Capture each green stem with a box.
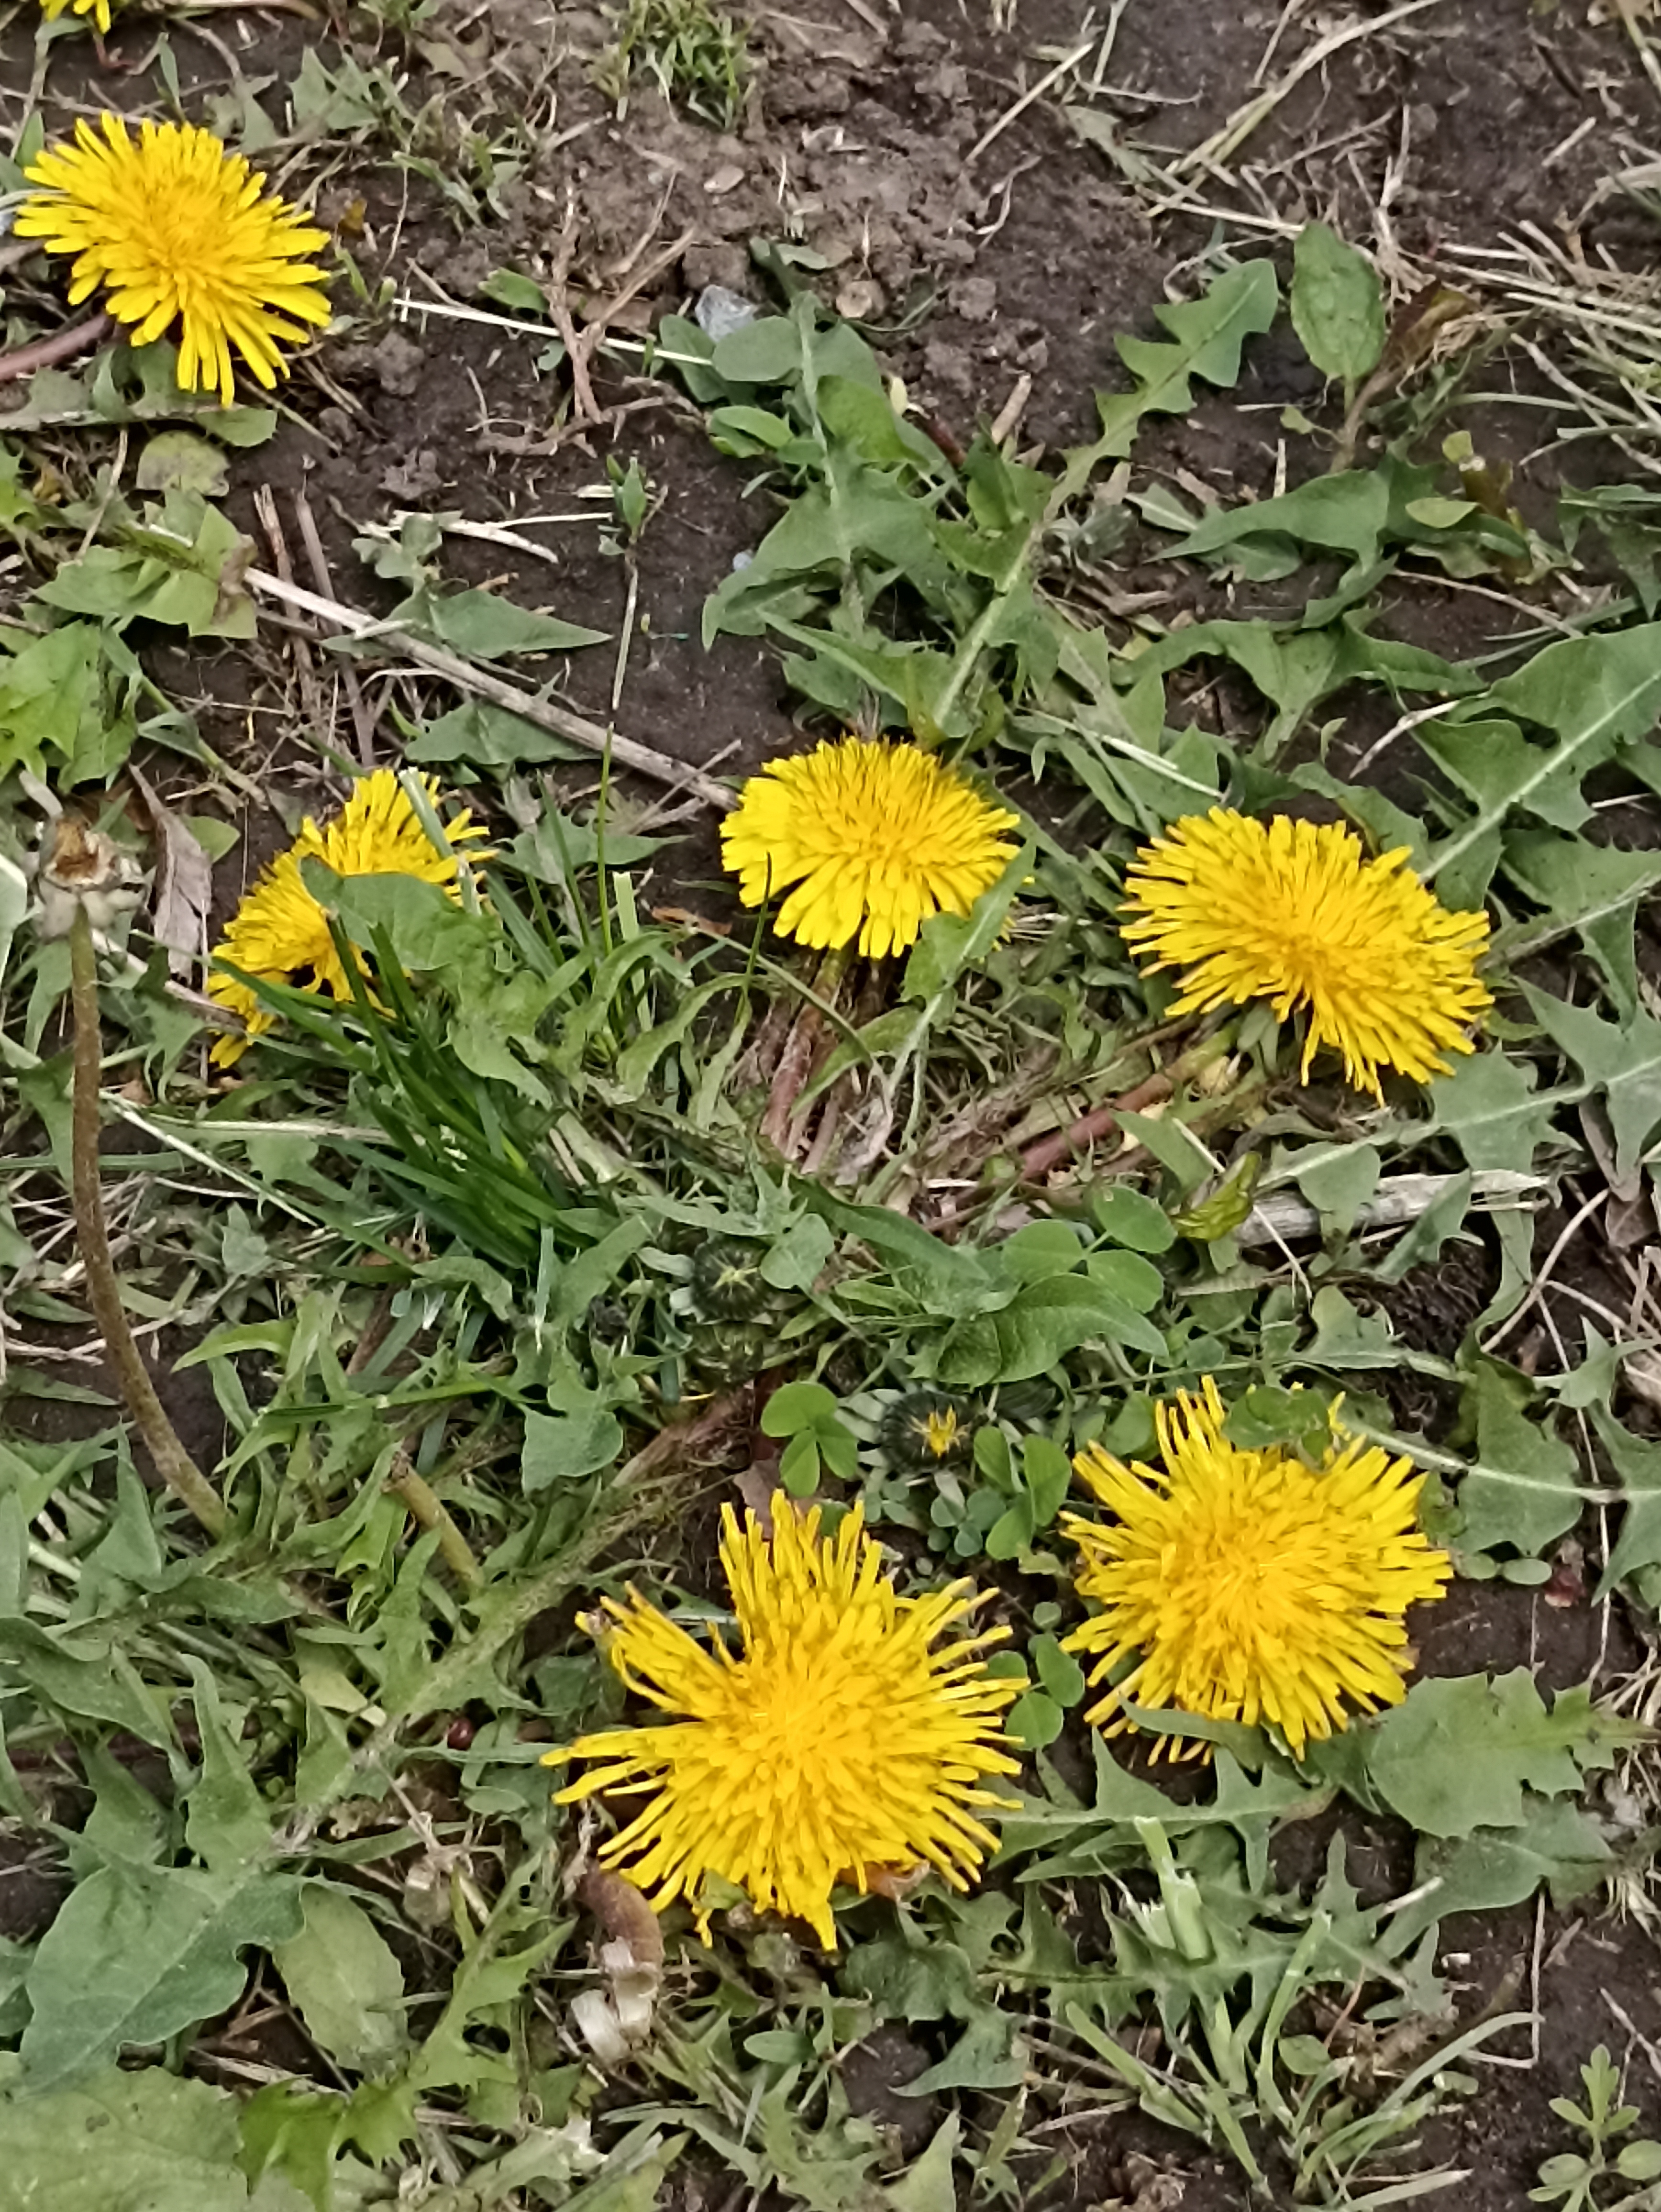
[387,1453,483,1589]
[69,907,227,1539]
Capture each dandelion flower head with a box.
[17,116,331,399]
[1121,809,1491,1098]
[208,771,487,1066]
[547,1496,1023,1947]
[38,0,117,37]
[1062,1377,1450,1760]
[720,738,1020,959]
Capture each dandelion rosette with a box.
[720,737,1020,959]
[546,1496,1023,1947]
[1121,808,1491,1098]
[208,771,488,1066]
[1062,1377,1451,1760]
[16,115,331,400]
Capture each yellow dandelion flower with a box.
[1062,1378,1451,1761]
[39,0,115,36]
[208,771,488,1067]
[720,737,1020,959]
[16,115,331,400]
[1121,809,1491,1099]
[546,1496,1023,1947]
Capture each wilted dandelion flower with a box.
[547,1496,1022,1947]
[1062,1378,1450,1760]
[38,0,116,35]
[1121,809,1491,1098]
[208,771,488,1066]
[16,116,331,399]
[720,738,1019,958]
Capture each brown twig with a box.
[291,489,378,766]
[245,566,734,811]
[0,312,112,387]
[253,485,331,745]
[69,907,228,1538]
[1018,1066,1180,1182]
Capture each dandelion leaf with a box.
[1367,1670,1636,1838]
[0,2068,310,2212]
[1523,984,1661,1185]
[1592,1410,1661,1594]
[1452,1366,1583,1558]
[1387,1795,1612,1949]
[1093,259,1280,457]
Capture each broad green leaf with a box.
[407,699,585,768]
[761,1215,835,1292]
[521,1403,624,1490]
[1090,1187,1175,1253]
[1093,260,1280,458]
[21,1863,304,2090]
[1388,1795,1611,1948]
[762,1381,838,1435]
[1290,223,1386,381]
[937,1273,1165,1387]
[709,316,803,385]
[1292,1143,1379,1236]
[900,2010,1027,2095]
[273,1888,406,2072]
[1453,1365,1583,1557]
[1424,1049,1560,1174]
[395,587,607,661]
[184,1661,272,1871]
[1592,1410,1661,1594]
[1367,1670,1633,1838]
[137,429,230,498]
[1504,831,1661,1018]
[1428,624,1661,883]
[0,2069,310,2211]
[0,1618,174,1745]
[1524,984,1661,1185]
[882,2114,962,2212]
[841,1934,979,2024]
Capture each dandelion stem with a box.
[68,906,228,1539]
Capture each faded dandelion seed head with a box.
[207,771,488,1066]
[16,114,332,400]
[720,737,1020,960]
[1062,1377,1451,1761]
[546,1495,1024,1948]
[1121,808,1492,1099]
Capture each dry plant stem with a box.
[387,1453,483,1590]
[761,946,850,1152]
[291,490,378,766]
[1018,1034,1236,1181]
[246,567,733,811]
[69,907,228,1539]
[0,312,112,386]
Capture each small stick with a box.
[968,37,1093,164]
[1019,1067,1179,1181]
[291,490,378,767]
[0,312,112,387]
[387,1450,482,1589]
[245,566,733,811]
[69,907,227,1539]
[253,485,330,744]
